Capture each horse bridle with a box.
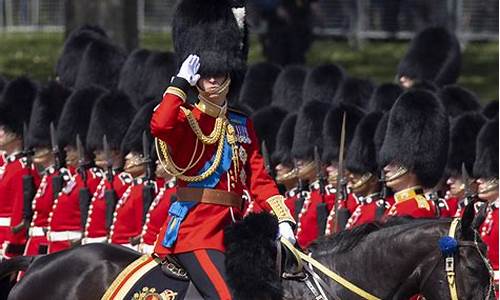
[419,218,496,300]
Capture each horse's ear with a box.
[460,201,478,240]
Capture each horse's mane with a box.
[311,217,445,254]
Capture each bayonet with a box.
[76,134,87,186]
[261,140,275,179]
[143,131,152,181]
[76,134,91,231]
[50,122,63,197]
[18,122,36,231]
[103,135,113,183]
[142,131,155,224]
[462,162,473,199]
[314,145,325,197]
[334,112,347,233]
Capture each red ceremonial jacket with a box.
[142,179,176,246]
[84,171,133,239]
[385,187,436,219]
[150,77,280,255]
[479,200,498,272]
[296,181,328,248]
[0,154,41,246]
[345,194,395,229]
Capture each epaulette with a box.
[415,194,431,211]
[90,167,104,178]
[228,106,249,117]
[59,167,72,182]
[118,172,134,185]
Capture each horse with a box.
[224,209,495,299]
[1,206,494,300]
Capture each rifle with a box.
[142,131,155,224]
[13,123,36,233]
[103,135,117,230]
[293,159,307,221]
[461,163,484,230]
[375,169,388,221]
[50,122,63,198]
[334,112,349,233]
[77,134,91,230]
[314,145,328,236]
[261,141,276,179]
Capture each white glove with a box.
[177,54,201,86]
[279,222,296,245]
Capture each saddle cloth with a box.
[102,255,195,300]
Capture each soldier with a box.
[24,81,72,256]
[444,112,486,217]
[302,64,345,105]
[271,65,308,114]
[333,77,375,110]
[344,112,394,229]
[118,48,152,109]
[473,118,499,288]
[150,1,295,298]
[290,100,331,248]
[437,85,481,118]
[397,26,461,89]
[379,89,449,219]
[47,87,105,253]
[82,91,136,245]
[367,83,402,113]
[109,101,158,249]
[0,77,40,258]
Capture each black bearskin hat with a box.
[121,100,160,155]
[373,112,389,159]
[368,83,402,112]
[446,112,487,176]
[86,91,137,152]
[272,114,297,166]
[0,77,38,136]
[55,25,108,88]
[57,86,106,148]
[27,81,71,149]
[0,76,6,93]
[346,111,384,175]
[172,0,247,81]
[303,63,344,104]
[473,118,498,179]
[334,77,375,110]
[118,48,152,109]
[397,27,461,87]
[379,89,450,188]
[75,38,126,90]
[482,100,498,120]
[238,62,282,113]
[251,106,288,156]
[291,101,332,161]
[438,85,481,117]
[322,103,364,163]
[143,51,176,103]
[271,65,307,113]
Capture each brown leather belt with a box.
[177,187,242,208]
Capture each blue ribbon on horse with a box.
[162,137,233,248]
[439,236,458,256]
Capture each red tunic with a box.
[151,79,280,255]
[296,182,325,248]
[142,179,177,246]
[385,187,436,219]
[479,201,498,272]
[325,189,358,235]
[0,155,41,255]
[84,172,133,240]
[345,194,395,229]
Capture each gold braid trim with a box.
[181,106,225,145]
[267,195,296,224]
[164,86,187,102]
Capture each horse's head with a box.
[420,204,495,300]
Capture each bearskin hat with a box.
[334,77,375,110]
[438,85,481,117]
[238,62,282,113]
[482,100,498,120]
[409,80,439,93]
[27,81,71,149]
[143,51,176,103]
[57,86,106,148]
[368,83,402,112]
[473,118,498,179]
[121,100,160,155]
[172,0,248,103]
[271,65,307,113]
[322,103,365,163]
[291,101,332,161]
[446,112,487,176]
[272,114,297,166]
[55,25,108,88]
[379,89,450,188]
[75,38,126,90]
[118,48,152,108]
[86,91,137,152]
[345,112,384,175]
[302,64,344,104]
[397,27,461,87]
[251,106,288,156]
[0,77,38,136]
[373,112,389,159]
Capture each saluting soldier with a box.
[47,87,104,253]
[150,1,295,298]
[24,81,72,255]
[0,77,40,258]
[379,89,449,219]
